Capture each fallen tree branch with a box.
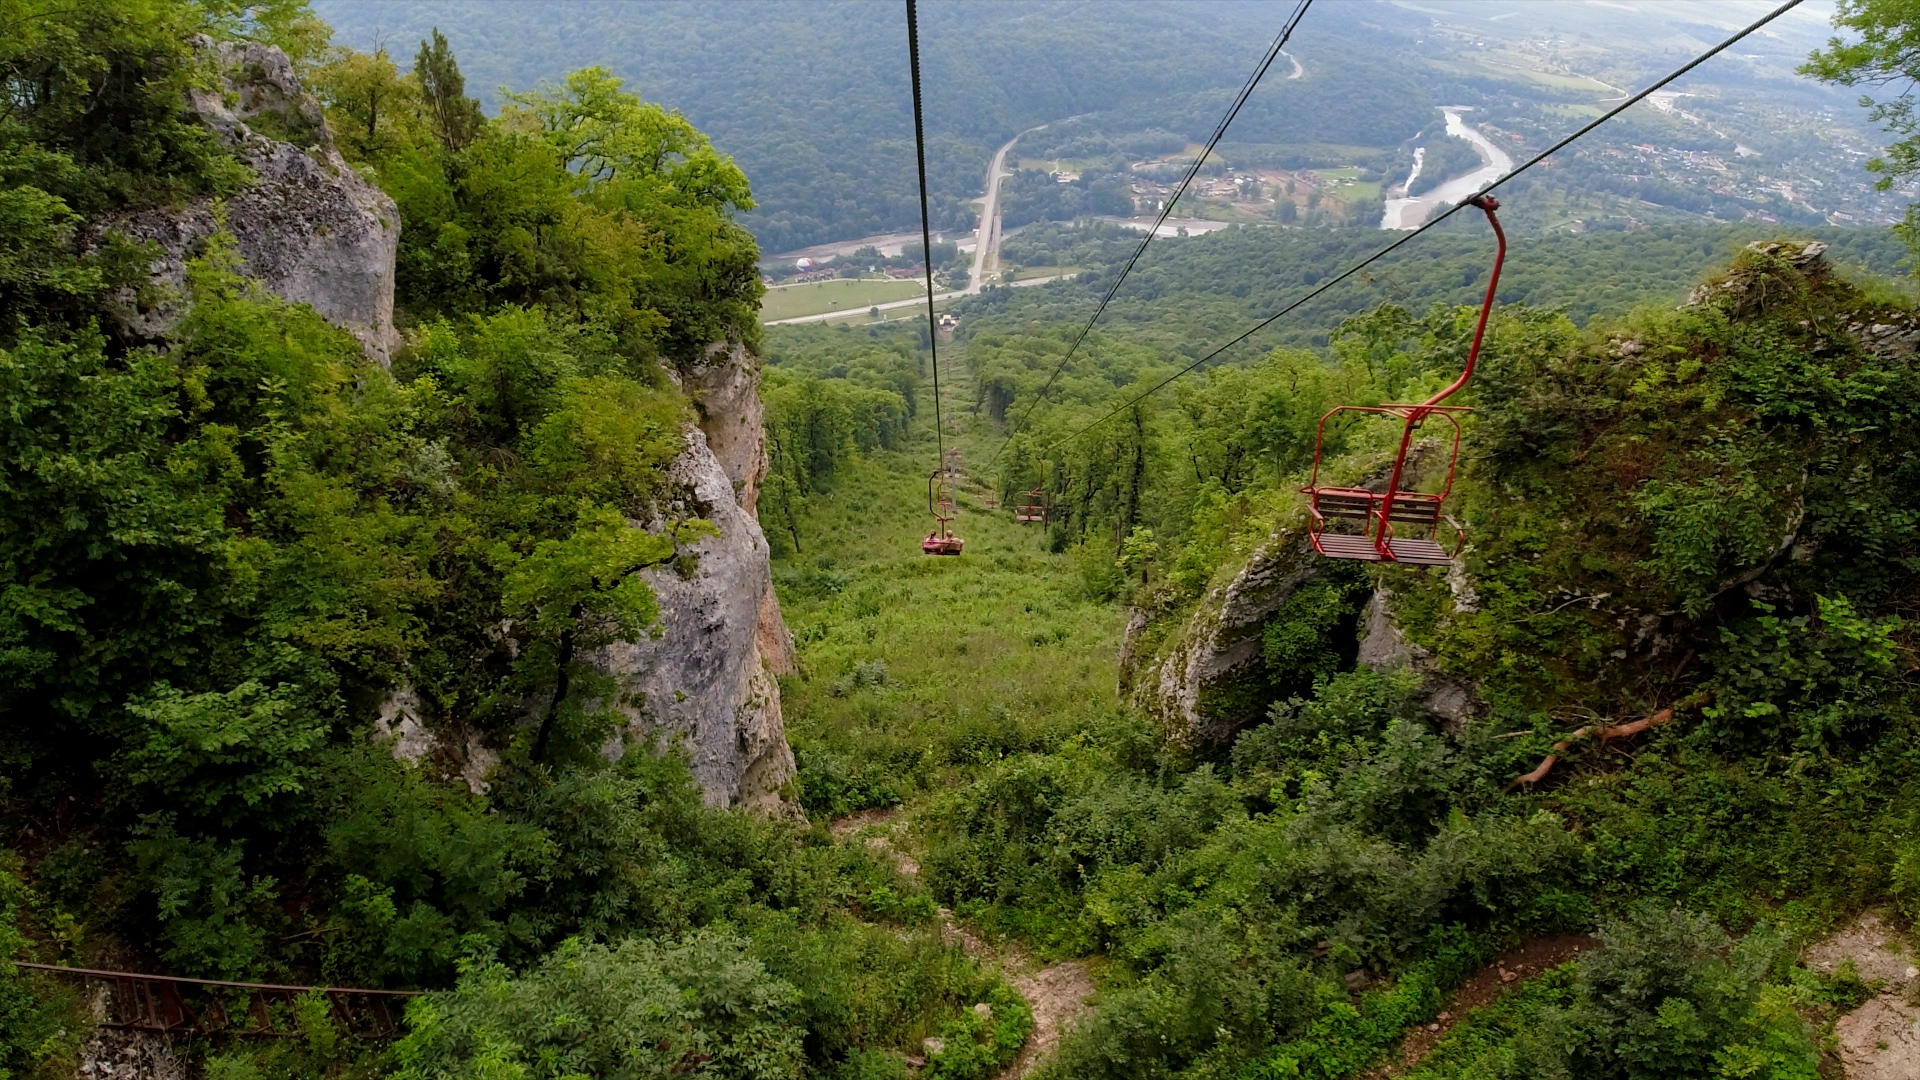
[1503,692,1712,794]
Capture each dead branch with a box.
[1503,692,1711,794]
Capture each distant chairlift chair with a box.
[1014,486,1047,524]
[1300,194,1506,567]
[923,470,964,555]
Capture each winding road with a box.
[766,126,1051,326]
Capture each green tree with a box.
[392,932,806,1080]
[414,28,484,153]
[1805,0,1920,250]
[312,44,423,160]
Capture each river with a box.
[1380,107,1513,230]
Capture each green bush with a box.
[393,931,806,1080]
[1406,907,1819,1080]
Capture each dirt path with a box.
[1805,912,1920,1079]
[833,808,1095,1077]
[1367,935,1599,1078]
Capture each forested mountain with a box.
[0,4,1030,1077]
[315,0,1323,251]
[318,0,1905,253]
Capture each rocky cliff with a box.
[1125,530,1323,747]
[140,41,799,813]
[1125,496,1473,747]
[99,38,400,363]
[589,342,799,815]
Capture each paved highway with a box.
[767,122,1056,326]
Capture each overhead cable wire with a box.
[905,0,946,471]
[984,0,1313,469]
[1043,0,1806,453]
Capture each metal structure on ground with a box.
[10,961,419,1038]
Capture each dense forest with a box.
[758,245,1920,1080]
[0,4,1028,1078]
[311,1,1895,253]
[314,0,1354,253]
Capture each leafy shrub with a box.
[393,931,806,1080]
[1705,594,1901,752]
[0,861,82,1078]
[1407,907,1819,1080]
[123,815,279,980]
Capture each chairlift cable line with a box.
[906,0,946,471]
[984,0,1313,470]
[1041,0,1806,453]
[907,0,965,556]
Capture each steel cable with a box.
[1041,0,1806,453]
[984,0,1314,469]
[905,0,947,473]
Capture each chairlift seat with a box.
[1296,195,1506,569]
[923,469,964,555]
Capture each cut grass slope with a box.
[771,366,1127,819]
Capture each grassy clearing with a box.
[771,384,1127,820]
[762,278,926,321]
[1001,265,1076,283]
[1317,166,1383,205]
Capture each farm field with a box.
[760,277,925,321]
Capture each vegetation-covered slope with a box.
[8,1,1920,1079]
[757,241,1920,1079]
[1,5,1030,1079]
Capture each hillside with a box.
[316,0,1906,251]
[0,8,1031,1079]
[754,241,1920,1080]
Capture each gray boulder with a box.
[590,423,798,814]
[99,38,399,363]
[1126,530,1322,746]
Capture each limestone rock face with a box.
[1127,530,1322,746]
[685,342,772,514]
[1354,588,1481,732]
[1804,912,1920,1080]
[589,419,798,815]
[79,1029,185,1080]
[101,38,399,362]
[366,349,796,813]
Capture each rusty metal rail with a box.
[9,961,421,1038]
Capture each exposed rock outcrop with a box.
[1804,912,1920,1080]
[78,1028,185,1080]
[147,45,802,813]
[1355,588,1481,732]
[679,341,795,677]
[590,422,798,814]
[1127,530,1322,746]
[99,38,399,363]
[685,342,773,514]
[1125,518,1484,746]
[371,349,799,814]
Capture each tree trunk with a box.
[532,603,584,762]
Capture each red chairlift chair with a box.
[1300,194,1507,567]
[1014,486,1047,524]
[923,470,964,555]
